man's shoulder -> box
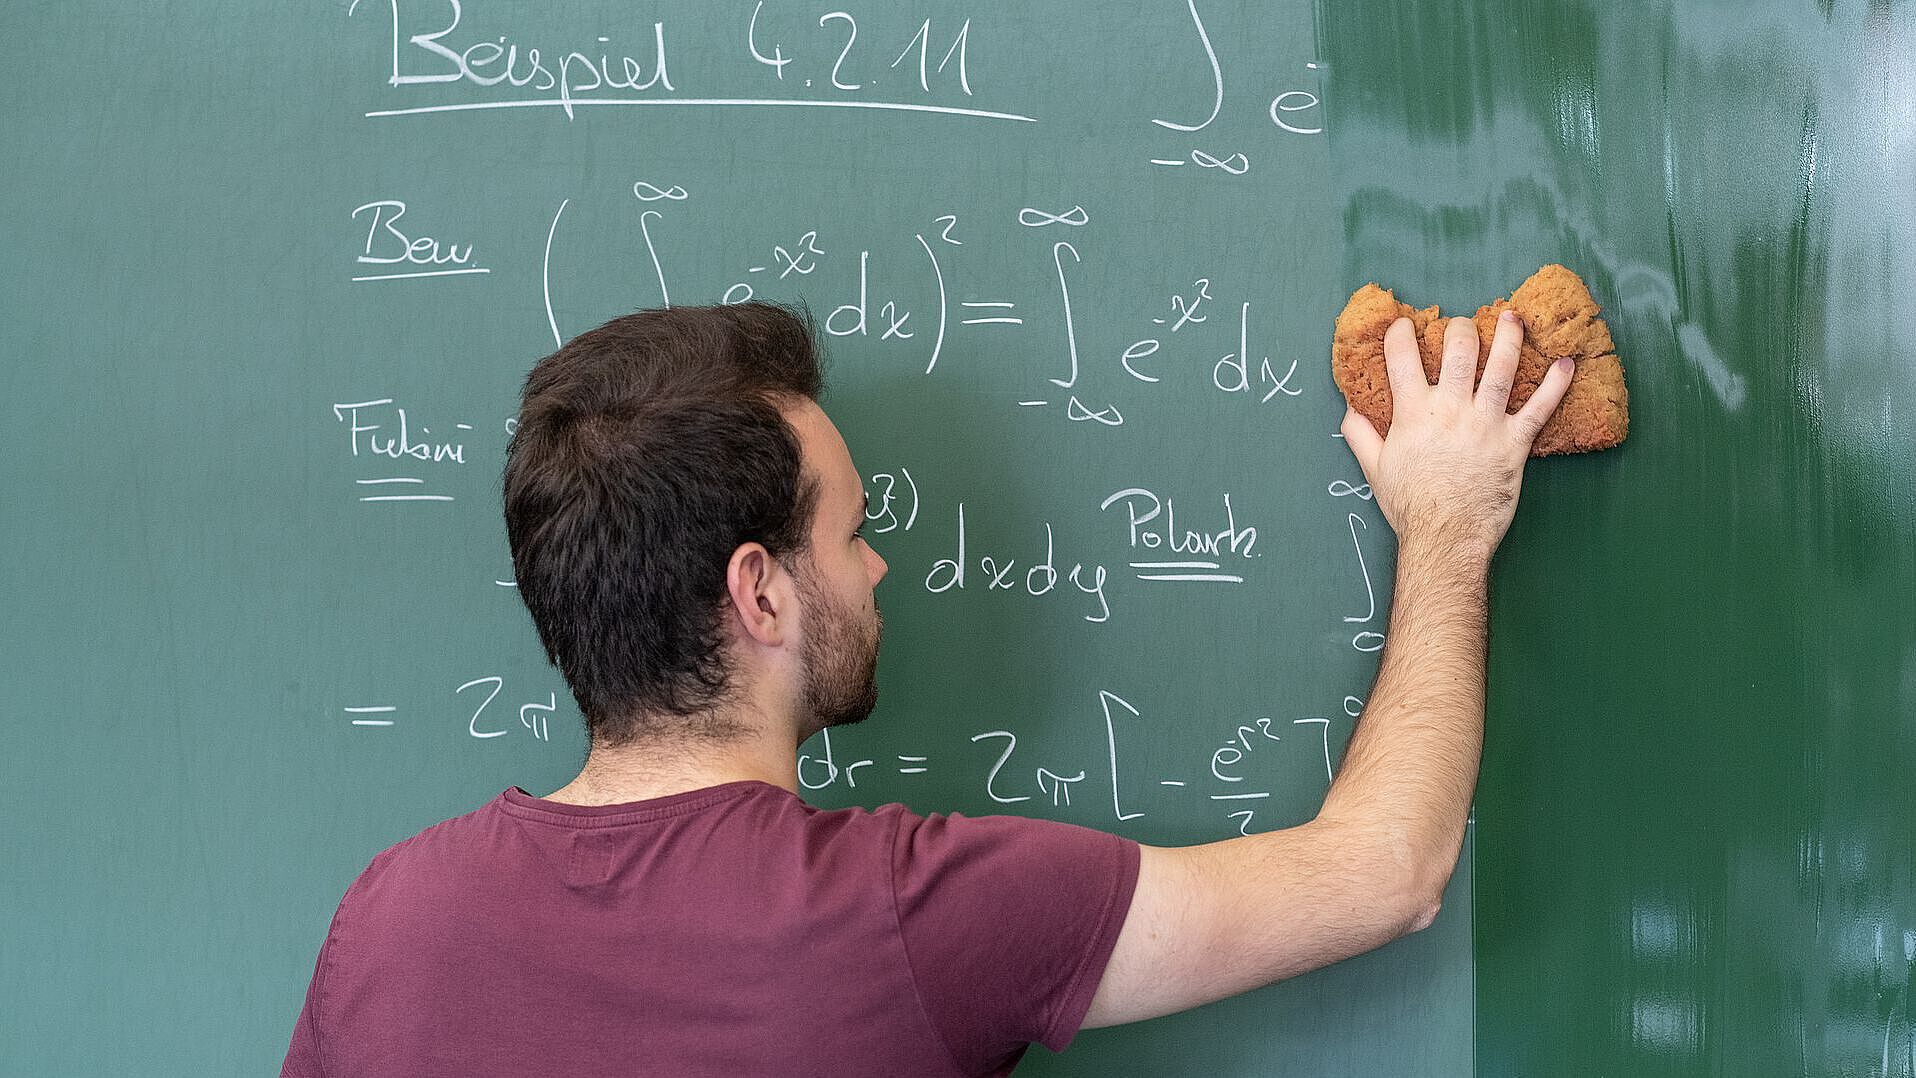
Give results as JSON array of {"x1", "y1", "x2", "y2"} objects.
[
  {"x1": 348, "y1": 785, "x2": 902, "y2": 884},
  {"x1": 336, "y1": 793, "x2": 508, "y2": 900},
  {"x1": 339, "y1": 786, "x2": 1120, "y2": 907}
]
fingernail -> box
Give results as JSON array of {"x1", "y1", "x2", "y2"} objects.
[
  {"x1": 1556, "y1": 357, "x2": 1574, "y2": 373},
  {"x1": 1500, "y1": 310, "x2": 1517, "y2": 323}
]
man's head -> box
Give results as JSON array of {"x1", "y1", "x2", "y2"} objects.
[{"x1": 503, "y1": 304, "x2": 886, "y2": 747}]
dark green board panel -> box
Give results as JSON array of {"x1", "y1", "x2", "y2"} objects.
[
  {"x1": 1314, "y1": 0, "x2": 1916, "y2": 1074},
  {"x1": 2, "y1": 2, "x2": 1909, "y2": 1076}
]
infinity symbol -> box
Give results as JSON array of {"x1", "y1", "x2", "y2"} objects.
[
  {"x1": 1190, "y1": 150, "x2": 1250, "y2": 174},
  {"x1": 632, "y1": 181, "x2": 689, "y2": 202},
  {"x1": 1018, "y1": 205, "x2": 1090, "y2": 227}
]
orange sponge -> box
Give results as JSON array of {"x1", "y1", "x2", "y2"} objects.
[{"x1": 1331, "y1": 264, "x2": 1629, "y2": 456}]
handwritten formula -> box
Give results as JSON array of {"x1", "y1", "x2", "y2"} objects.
[{"x1": 325, "y1": 1, "x2": 1387, "y2": 846}]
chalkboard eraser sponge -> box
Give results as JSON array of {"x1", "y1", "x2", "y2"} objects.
[{"x1": 1331, "y1": 264, "x2": 1630, "y2": 457}]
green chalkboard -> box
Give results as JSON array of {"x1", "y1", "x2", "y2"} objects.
[
  {"x1": 3, "y1": 1, "x2": 1909, "y2": 1075},
  {"x1": 1313, "y1": 1, "x2": 1916, "y2": 1073}
]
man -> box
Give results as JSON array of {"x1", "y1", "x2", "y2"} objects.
[{"x1": 283, "y1": 302, "x2": 1573, "y2": 1076}]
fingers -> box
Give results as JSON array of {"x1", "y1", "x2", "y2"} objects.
[
  {"x1": 1512, "y1": 357, "x2": 1576, "y2": 443},
  {"x1": 1382, "y1": 317, "x2": 1425, "y2": 401},
  {"x1": 1438, "y1": 316, "x2": 1480, "y2": 398},
  {"x1": 1340, "y1": 407, "x2": 1384, "y2": 476},
  {"x1": 1476, "y1": 310, "x2": 1524, "y2": 415}
]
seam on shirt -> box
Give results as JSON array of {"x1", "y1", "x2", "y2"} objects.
[
  {"x1": 310, "y1": 842, "x2": 409, "y2": 1078},
  {"x1": 496, "y1": 782, "x2": 766, "y2": 828},
  {"x1": 886, "y1": 810, "x2": 972, "y2": 1076},
  {"x1": 306, "y1": 866, "x2": 359, "y2": 1078},
  {"x1": 1038, "y1": 835, "x2": 1139, "y2": 1049},
  {"x1": 307, "y1": 909, "x2": 338, "y2": 1078}
]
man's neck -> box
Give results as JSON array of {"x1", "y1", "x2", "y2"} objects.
[{"x1": 543, "y1": 727, "x2": 801, "y2": 806}]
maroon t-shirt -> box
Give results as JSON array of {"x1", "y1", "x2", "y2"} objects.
[{"x1": 282, "y1": 782, "x2": 1139, "y2": 1077}]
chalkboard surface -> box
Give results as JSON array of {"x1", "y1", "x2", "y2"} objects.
[
  {"x1": 1314, "y1": 2, "x2": 1916, "y2": 1074},
  {"x1": 3, "y1": 2, "x2": 1908, "y2": 1076}
]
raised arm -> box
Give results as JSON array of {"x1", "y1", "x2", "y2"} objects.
[{"x1": 1084, "y1": 310, "x2": 1576, "y2": 1028}]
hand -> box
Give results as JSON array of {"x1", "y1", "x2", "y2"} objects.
[{"x1": 1341, "y1": 311, "x2": 1574, "y2": 558}]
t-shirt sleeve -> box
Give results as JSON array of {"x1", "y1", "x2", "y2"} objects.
[
  {"x1": 281, "y1": 849, "x2": 395, "y2": 1078},
  {"x1": 889, "y1": 808, "x2": 1141, "y2": 1073},
  {"x1": 280, "y1": 948, "x2": 327, "y2": 1078}
]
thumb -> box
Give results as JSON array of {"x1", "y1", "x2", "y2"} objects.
[{"x1": 1341, "y1": 407, "x2": 1384, "y2": 478}]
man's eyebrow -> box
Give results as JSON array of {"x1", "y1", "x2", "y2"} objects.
[{"x1": 859, "y1": 491, "x2": 871, "y2": 521}]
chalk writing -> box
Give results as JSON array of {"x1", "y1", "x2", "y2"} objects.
[
  {"x1": 365, "y1": 0, "x2": 675, "y2": 118},
  {"x1": 358, "y1": 1, "x2": 1031, "y2": 121},
  {"x1": 1101, "y1": 488, "x2": 1259, "y2": 584},
  {"x1": 332, "y1": 399, "x2": 471, "y2": 503},
  {"x1": 322, "y1": 15, "x2": 1383, "y2": 862},
  {"x1": 350, "y1": 199, "x2": 488, "y2": 281},
  {"x1": 924, "y1": 503, "x2": 1112, "y2": 624},
  {"x1": 862, "y1": 467, "x2": 920, "y2": 534}
]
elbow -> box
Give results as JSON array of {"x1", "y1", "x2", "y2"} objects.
[
  {"x1": 1394, "y1": 855, "x2": 1455, "y2": 937},
  {"x1": 1400, "y1": 891, "x2": 1444, "y2": 936},
  {"x1": 1378, "y1": 836, "x2": 1456, "y2": 939},
  {"x1": 1312, "y1": 816, "x2": 1460, "y2": 943}
]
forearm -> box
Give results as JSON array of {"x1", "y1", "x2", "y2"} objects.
[
  {"x1": 1087, "y1": 316, "x2": 1574, "y2": 1029},
  {"x1": 1192, "y1": 537, "x2": 1491, "y2": 983},
  {"x1": 1316, "y1": 534, "x2": 1490, "y2": 902},
  {"x1": 1090, "y1": 541, "x2": 1493, "y2": 1025}
]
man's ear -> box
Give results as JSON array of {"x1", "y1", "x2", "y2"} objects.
[{"x1": 725, "y1": 542, "x2": 794, "y2": 648}]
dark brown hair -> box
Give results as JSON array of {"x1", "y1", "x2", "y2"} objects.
[{"x1": 504, "y1": 303, "x2": 822, "y2": 745}]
